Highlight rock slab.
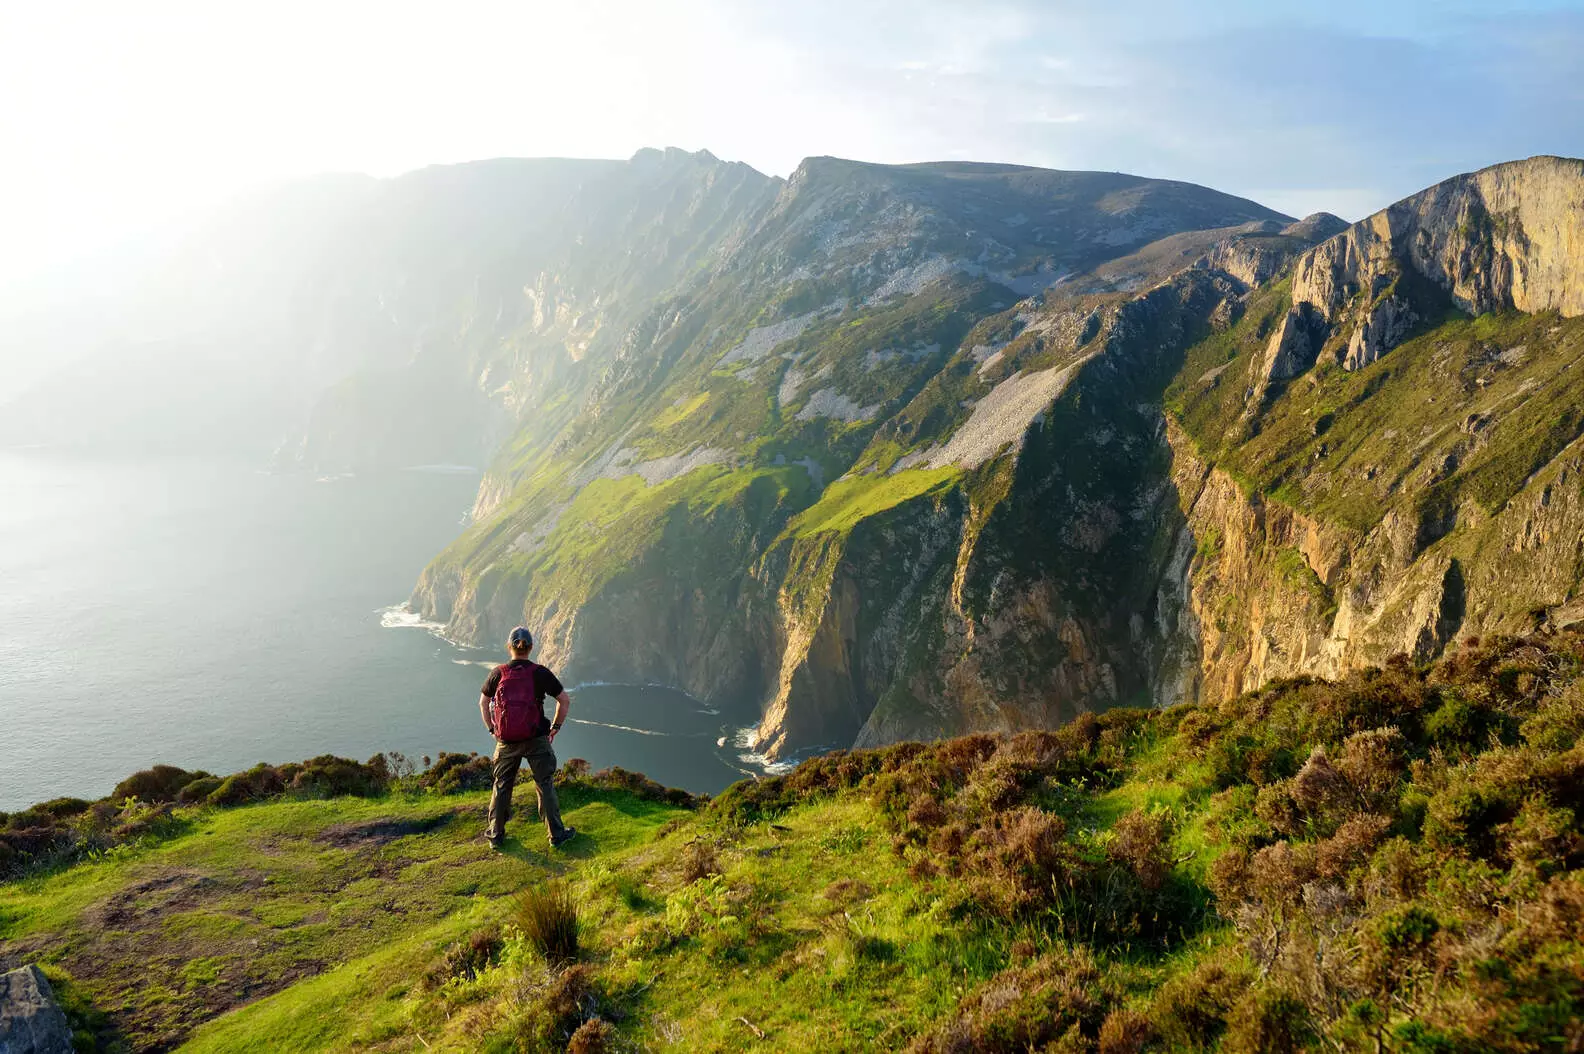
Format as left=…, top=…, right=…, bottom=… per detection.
left=0, top=966, right=73, bottom=1054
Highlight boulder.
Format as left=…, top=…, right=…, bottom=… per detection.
left=0, top=965, right=73, bottom=1054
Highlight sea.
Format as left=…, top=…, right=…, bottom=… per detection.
left=0, top=451, right=780, bottom=812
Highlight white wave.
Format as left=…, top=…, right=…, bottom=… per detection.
left=450, top=659, right=498, bottom=669
left=376, top=604, right=465, bottom=646
left=403, top=463, right=480, bottom=475
left=566, top=679, right=676, bottom=692
left=570, top=718, right=669, bottom=737
left=731, top=725, right=797, bottom=775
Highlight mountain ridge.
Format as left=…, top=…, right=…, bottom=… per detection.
left=8, top=149, right=1584, bottom=767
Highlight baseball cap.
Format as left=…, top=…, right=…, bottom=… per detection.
left=508, top=626, right=534, bottom=649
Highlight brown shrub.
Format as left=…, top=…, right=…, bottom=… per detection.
left=1248, top=841, right=1316, bottom=910
left=1336, top=728, right=1407, bottom=808
left=1175, top=708, right=1220, bottom=747
left=1361, top=837, right=1426, bottom=902
left=1255, top=781, right=1303, bottom=837
left=906, top=796, right=948, bottom=830
left=522, top=964, right=601, bottom=1049
left=205, top=764, right=287, bottom=806
left=1108, top=810, right=1172, bottom=892
left=1207, top=845, right=1253, bottom=908
left=964, top=807, right=1069, bottom=917
left=1098, top=1008, right=1158, bottom=1054
left=110, top=765, right=209, bottom=804
left=820, top=879, right=873, bottom=907
left=907, top=947, right=1111, bottom=1053
left=426, top=927, right=502, bottom=988
left=1497, top=798, right=1582, bottom=880
left=1221, top=988, right=1315, bottom=1054
left=1317, top=813, right=1393, bottom=879
left=1291, top=746, right=1352, bottom=826
left=1150, top=958, right=1251, bottom=1048
left=927, top=823, right=968, bottom=861
left=566, top=1017, right=616, bottom=1054
left=420, top=752, right=492, bottom=794
left=680, top=840, right=721, bottom=884
left=580, top=766, right=700, bottom=808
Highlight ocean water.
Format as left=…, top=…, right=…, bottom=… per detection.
left=0, top=452, right=770, bottom=812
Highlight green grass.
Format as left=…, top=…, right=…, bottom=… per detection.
left=9, top=630, right=1583, bottom=1051
left=1170, top=306, right=1584, bottom=533
left=781, top=467, right=960, bottom=539
left=1, top=785, right=683, bottom=1052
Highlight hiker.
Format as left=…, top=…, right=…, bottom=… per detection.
left=479, top=626, right=578, bottom=850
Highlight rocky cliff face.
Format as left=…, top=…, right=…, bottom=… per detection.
left=24, top=145, right=1581, bottom=765
left=1158, top=156, right=1584, bottom=715
left=409, top=157, right=1294, bottom=752
left=1268, top=156, right=1584, bottom=383
left=414, top=154, right=1584, bottom=762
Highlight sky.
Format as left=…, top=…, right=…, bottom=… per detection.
left=2, top=0, right=1583, bottom=287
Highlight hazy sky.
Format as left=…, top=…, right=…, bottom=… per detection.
left=4, top=0, right=1583, bottom=284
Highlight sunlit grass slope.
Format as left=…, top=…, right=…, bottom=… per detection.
left=5, top=630, right=1583, bottom=1052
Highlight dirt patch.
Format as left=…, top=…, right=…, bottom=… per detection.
left=316, top=810, right=459, bottom=849
left=85, top=869, right=265, bottom=929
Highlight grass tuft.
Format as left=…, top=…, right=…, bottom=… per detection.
left=516, top=882, right=579, bottom=965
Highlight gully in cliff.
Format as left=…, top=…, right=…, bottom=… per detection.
left=479, top=627, right=579, bottom=850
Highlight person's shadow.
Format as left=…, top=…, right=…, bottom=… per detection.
left=496, top=832, right=596, bottom=872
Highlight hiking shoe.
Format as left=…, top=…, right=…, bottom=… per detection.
left=550, top=827, right=579, bottom=849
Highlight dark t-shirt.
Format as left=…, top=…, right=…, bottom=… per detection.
left=481, top=660, right=565, bottom=704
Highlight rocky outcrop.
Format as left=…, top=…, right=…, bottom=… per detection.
left=1343, top=293, right=1417, bottom=370
left=412, top=153, right=1584, bottom=766
left=0, top=966, right=73, bottom=1054
left=1154, top=417, right=1584, bottom=705
left=1257, top=304, right=1324, bottom=391
left=1281, top=212, right=1349, bottom=243
left=1288, top=156, right=1584, bottom=369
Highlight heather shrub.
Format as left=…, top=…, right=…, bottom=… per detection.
left=1221, top=988, right=1316, bottom=1054
left=34, top=797, right=92, bottom=820
left=1149, top=958, right=1251, bottom=1049
left=518, top=964, right=603, bottom=1052
left=206, top=763, right=287, bottom=806
left=426, top=927, right=502, bottom=988
left=289, top=754, right=389, bottom=798
left=111, top=765, right=209, bottom=804
left=420, top=751, right=492, bottom=793
left=176, top=776, right=222, bottom=804
left=1097, top=1008, right=1158, bottom=1054
left=679, top=839, right=721, bottom=884
left=573, top=765, right=699, bottom=807
left=566, top=1017, right=616, bottom=1054
left=906, top=948, right=1112, bottom=1053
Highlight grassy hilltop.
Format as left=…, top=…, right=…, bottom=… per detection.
left=3, top=631, right=1583, bottom=1052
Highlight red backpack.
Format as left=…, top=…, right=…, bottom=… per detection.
left=491, top=663, right=547, bottom=741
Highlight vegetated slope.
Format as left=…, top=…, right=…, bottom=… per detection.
left=5, top=631, right=1581, bottom=1052
left=1158, top=155, right=1584, bottom=704
left=409, top=156, right=1295, bottom=756
left=412, top=152, right=1584, bottom=765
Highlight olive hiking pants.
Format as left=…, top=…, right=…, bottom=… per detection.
left=487, top=735, right=566, bottom=843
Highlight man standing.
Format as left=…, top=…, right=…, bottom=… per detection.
left=479, top=626, right=578, bottom=850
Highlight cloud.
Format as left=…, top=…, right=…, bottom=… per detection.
left=3, top=0, right=1582, bottom=282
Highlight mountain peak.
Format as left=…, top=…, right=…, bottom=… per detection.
left=1281, top=212, right=1349, bottom=242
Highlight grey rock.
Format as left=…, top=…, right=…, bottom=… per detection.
left=1288, top=156, right=1584, bottom=368
left=1344, top=294, right=1418, bottom=370
left=0, top=966, right=73, bottom=1054
left=1281, top=212, right=1349, bottom=243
